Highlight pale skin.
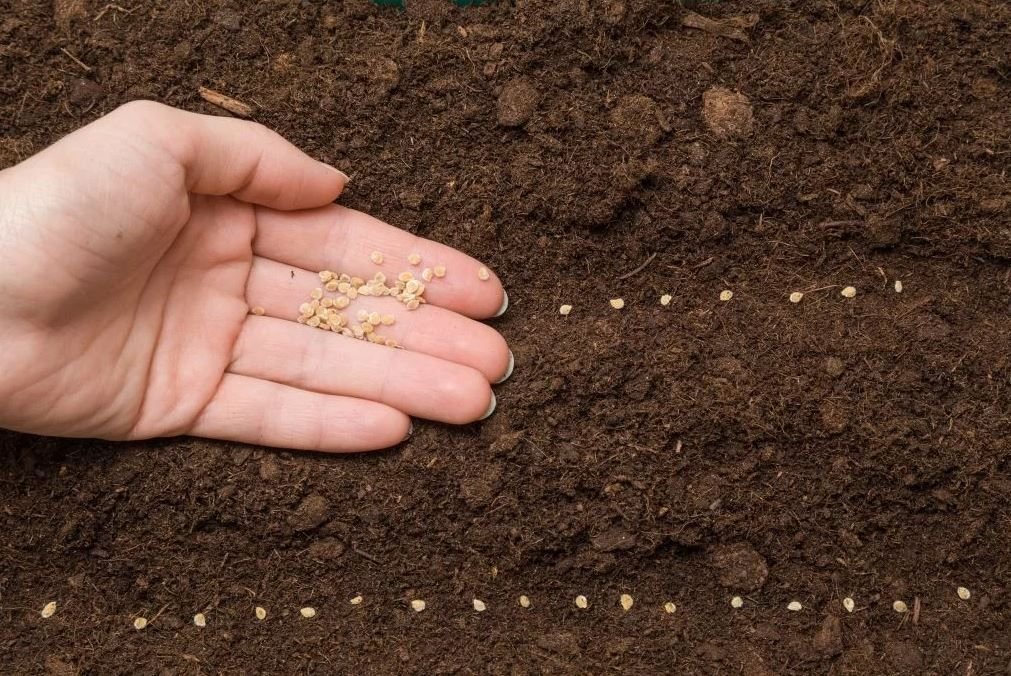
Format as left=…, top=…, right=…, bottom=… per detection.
left=0, top=101, right=511, bottom=452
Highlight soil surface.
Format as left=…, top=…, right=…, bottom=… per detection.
left=2, top=0, right=1011, bottom=673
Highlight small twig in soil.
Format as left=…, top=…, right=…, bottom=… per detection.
left=149, top=603, right=171, bottom=625
left=93, top=3, right=137, bottom=22
left=60, top=48, right=92, bottom=72
left=351, top=544, right=380, bottom=564
left=617, top=252, right=657, bottom=281
left=691, top=256, right=715, bottom=270
left=198, top=87, right=254, bottom=118
left=912, top=595, right=921, bottom=625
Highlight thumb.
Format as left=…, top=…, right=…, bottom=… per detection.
left=115, top=101, right=348, bottom=210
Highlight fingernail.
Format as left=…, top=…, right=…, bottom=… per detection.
left=480, top=393, right=497, bottom=421
left=494, top=291, right=509, bottom=318
left=494, top=351, right=514, bottom=384
left=320, top=162, right=350, bottom=183
left=403, top=420, right=414, bottom=440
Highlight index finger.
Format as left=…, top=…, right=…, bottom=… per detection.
left=252, top=205, right=508, bottom=320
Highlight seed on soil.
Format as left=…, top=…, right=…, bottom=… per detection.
left=789, top=292, right=804, bottom=304
left=433, top=265, right=446, bottom=278
left=408, top=253, right=422, bottom=265
left=620, top=594, right=634, bottom=611
left=473, top=599, right=487, bottom=612
left=610, top=298, right=625, bottom=310
left=575, top=595, right=589, bottom=609
left=478, top=266, right=490, bottom=281
left=787, top=601, right=802, bottom=612
left=193, top=613, right=206, bottom=627
left=411, top=599, right=426, bottom=612
left=664, top=602, right=677, bottom=614
left=894, top=280, right=903, bottom=293
left=559, top=304, right=573, bottom=315
left=841, top=286, right=857, bottom=298
left=660, top=294, right=672, bottom=306
left=421, top=267, right=434, bottom=282
left=957, top=587, right=971, bottom=601
left=730, top=596, right=744, bottom=608
left=310, top=288, right=323, bottom=300
left=370, top=251, right=384, bottom=265
left=255, top=606, right=267, bottom=620
left=720, top=290, right=734, bottom=302
left=251, top=306, right=265, bottom=315
left=350, top=596, right=363, bottom=605
left=300, top=607, right=317, bottom=619
left=134, top=617, right=148, bottom=630
left=893, top=600, right=908, bottom=613
left=519, top=595, right=531, bottom=608
left=843, top=597, right=855, bottom=613
left=41, top=601, right=57, bottom=618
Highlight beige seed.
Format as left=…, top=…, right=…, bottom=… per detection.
left=422, top=268, right=434, bottom=282
left=385, top=338, right=399, bottom=348
left=307, top=316, right=321, bottom=328
left=473, top=599, right=487, bottom=612
left=310, top=288, right=323, bottom=300
left=660, top=294, right=672, bottom=306
left=405, top=280, right=420, bottom=294
left=356, top=309, right=369, bottom=322
left=398, top=271, right=414, bottom=283
left=406, top=299, right=420, bottom=311
left=338, top=273, right=351, bottom=283
left=351, top=276, right=365, bottom=288
left=370, top=251, right=384, bottom=265
left=352, top=325, right=365, bottom=339
left=357, top=286, right=373, bottom=296
left=477, top=266, right=491, bottom=281
left=340, top=328, right=353, bottom=338
left=789, top=292, right=804, bottom=304
left=350, top=596, right=363, bottom=606
left=381, top=314, right=395, bottom=326
left=325, top=280, right=339, bottom=292
left=559, top=304, right=573, bottom=316
left=316, top=306, right=328, bottom=319
left=251, top=306, right=265, bottom=316
left=255, top=606, right=267, bottom=620
left=609, top=298, right=625, bottom=310
left=299, top=302, right=313, bottom=317
left=367, top=332, right=382, bottom=344
left=134, top=617, right=148, bottom=630
left=296, top=316, right=307, bottom=324
left=894, top=280, right=903, bottom=293
left=730, top=596, right=744, bottom=608
left=410, top=599, right=426, bottom=612
left=337, top=281, right=351, bottom=294
left=362, top=322, right=374, bottom=334
left=720, top=290, right=734, bottom=302
left=841, top=286, right=857, bottom=298
left=335, top=296, right=350, bottom=309
left=193, top=613, right=206, bottom=627
left=787, top=601, right=802, bottom=612
left=620, top=594, right=634, bottom=612
left=41, top=601, right=57, bottom=618
left=433, top=265, right=446, bottom=278
left=408, top=253, right=422, bottom=265
left=843, top=597, right=855, bottom=613
left=319, top=270, right=335, bottom=283
left=892, top=600, right=908, bottom=613
left=575, top=595, right=588, bottom=609
left=519, top=595, right=531, bottom=608
left=368, top=312, right=381, bottom=325
left=300, top=607, right=317, bottom=619
left=321, top=298, right=333, bottom=308
left=318, top=322, right=330, bottom=331
left=347, top=287, right=358, bottom=300
left=957, top=586, right=971, bottom=601
left=663, top=601, right=677, bottom=614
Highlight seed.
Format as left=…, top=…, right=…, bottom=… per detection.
left=957, top=587, right=971, bottom=601
left=368, top=312, right=381, bottom=325
left=297, top=316, right=306, bottom=324
left=134, top=617, right=148, bottom=630
left=473, top=599, right=487, bottom=612
left=41, top=601, right=57, bottom=618
left=319, top=270, right=335, bottom=283
left=310, top=288, right=323, bottom=300
left=335, top=296, right=350, bottom=309
left=664, top=602, right=677, bottom=614
left=338, top=273, right=351, bottom=283
left=843, top=597, right=855, bottom=613
left=789, top=292, right=804, bottom=303
left=422, top=268, right=434, bottom=282
left=892, top=600, right=908, bottom=613
left=381, top=314, right=395, bottom=326
left=340, top=328, right=353, bottom=338
left=325, top=280, right=338, bottom=292
left=408, top=253, right=422, bottom=265
left=433, top=265, right=446, bottom=278
left=315, top=306, right=328, bottom=319
left=731, top=596, right=744, bottom=608
left=398, top=271, right=414, bottom=283
left=405, top=280, right=420, bottom=294
left=337, top=281, right=351, bottom=294
left=356, top=309, right=369, bottom=322
left=575, top=595, right=588, bottom=609
left=307, top=316, right=321, bottom=328
left=351, top=276, right=365, bottom=288
left=352, top=325, right=364, bottom=339
left=350, top=596, right=363, bottom=605
left=620, top=594, right=634, bottom=612
left=357, top=286, right=372, bottom=296
left=406, top=299, right=420, bottom=311
left=660, top=294, right=672, bottom=306
left=609, top=298, right=625, bottom=310
left=894, top=280, right=903, bottom=293
left=251, top=306, right=265, bottom=316
left=787, top=601, right=802, bottom=612
left=478, top=266, right=491, bottom=281
left=519, top=595, right=531, bottom=608
left=559, top=304, right=572, bottom=316
left=720, top=290, right=734, bottom=302
left=347, top=287, right=358, bottom=299
left=299, top=302, right=313, bottom=317
left=193, top=613, right=206, bottom=627
left=385, top=338, right=399, bottom=348
left=411, top=599, right=426, bottom=612
left=300, top=607, right=316, bottom=619
left=841, top=286, right=857, bottom=298
left=370, top=251, right=384, bottom=265
left=320, top=298, right=333, bottom=308
left=255, top=606, right=267, bottom=620
left=362, top=322, right=374, bottom=334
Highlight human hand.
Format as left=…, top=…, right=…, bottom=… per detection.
left=0, top=101, right=510, bottom=452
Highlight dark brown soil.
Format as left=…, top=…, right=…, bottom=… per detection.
left=2, top=0, right=1011, bottom=673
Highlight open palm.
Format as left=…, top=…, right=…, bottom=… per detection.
left=0, top=102, right=510, bottom=451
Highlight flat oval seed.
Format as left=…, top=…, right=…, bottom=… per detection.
left=575, top=595, right=588, bottom=609
left=408, top=253, right=422, bottom=265
left=255, top=606, right=267, bottom=620
left=478, top=266, right=491, bottom=281
left=664, top=601, right=677, bottom=614
left=957, top=587, right=971, bottom=601
left=411, top=599, right=426, bottom=612
left=720, top=290, right=734, bottom=302
left=41, top=601, right=57, bottom=618
left=405, top=280, right=420, bottom=294
left=335, top=296, right=350, bottom=309
left=193, top=613, right=206, bottom=627
left=325, top=280, right=339, bottom=291
left=299, top=303, right=312, bottom=317
left=370, top=251, right=384, bottom=265
left=251, top=306, right=265, bottom=316
left=892, top=600, right=908, bottom=613
left=368, top=312, right=381, bottom=325
left=789, top=292, right=804, bottom=303
left=894, top=280, right=903, bottom=293
left=787, top=601, right=802, bottom=612
left=519, top=595, right=531, bottom=608
left=559, top=304, right=573, bottom=316
left=300, top=607, right=317, bottom=619
left=610, top=298, right=625, bottom=310
left=731, top=596, right=744, bottom=608
left=134, top=617, right=148, bottom=630
left=398, top=271, right=414, bottom=283
left=473, top=599, right=487, bottom=612
left=310, top=288, right=323, bottom=300
left=406, top=299, right=420, bottom=310
left=660, top=294, right=672, bottom=306
left=381, top=314, right=395, bottom=326
left=350, top=596, right=363, bottom=605
left=841, top=286, right=857, bottom=298
left=620, top=594, right=634, bottom=612
left=843, top=597, right=855, bottom=613
left=433, top=265, right=446, bottom=278
left=421, top=268, right=434, bottom=282
left=356, top=310, right=369, bottom=322
left=319, top=270, right=335, bottom=283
